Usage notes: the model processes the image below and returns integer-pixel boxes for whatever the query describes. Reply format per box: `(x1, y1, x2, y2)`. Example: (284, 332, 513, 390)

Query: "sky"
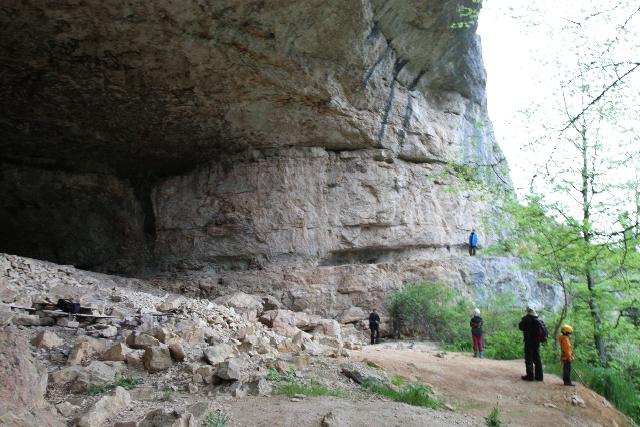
(477, 0, 640, 201)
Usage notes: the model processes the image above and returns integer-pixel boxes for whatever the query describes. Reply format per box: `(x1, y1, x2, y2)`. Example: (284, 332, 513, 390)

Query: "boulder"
(130, 401, 220, 427)
(125, 350, 145, 369)
(168, 342, 186, 362)
(56, 401, 79, 417)
(314, 319, 342, 340)
(152, 327, 176, 344)
(67, 342, 92, 366)
(215, 359, 242, 381)
(0, 326, 64, 426)
(31, 330, 64, 348)
(56, 317, 80, 328)
(71, 361, 122, 393)
(0, 304, 15, 326)
(195, 365, 215, 384)
(204, 343, 234, 365)
(76, 386, 131, 427)
(86, 324, 118, 338)
(214, 291, 264, 320)
(313, 334, 342, 349)
(156, 296, 184, 312)
(340, 362, 389, 387)
(301, 339, 324, 356)
(143, 346, 173, 373)
(49, 366, 84, 385)
(102, 343, 132, 362)
(321, 411, 340, 427)
(12, 314, 44, 326)
(261, 295, 283, 311)
(174, 320, 206, 343)
(338, 306, 367, 324)
(260, 309, 322, 332)
(76, 335, 111, 353)
(244, 376, 272, 396)
(126, 333, 160, 350)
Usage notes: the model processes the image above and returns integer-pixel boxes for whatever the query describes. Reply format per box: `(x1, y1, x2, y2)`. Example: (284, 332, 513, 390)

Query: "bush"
(482, 330, 523, 360)
(574, 364, 640, 423)
(387, 282, 471, 344)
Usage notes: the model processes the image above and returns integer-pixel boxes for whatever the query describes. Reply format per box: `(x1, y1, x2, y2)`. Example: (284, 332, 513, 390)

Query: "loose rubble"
(0, 253, 369, 426)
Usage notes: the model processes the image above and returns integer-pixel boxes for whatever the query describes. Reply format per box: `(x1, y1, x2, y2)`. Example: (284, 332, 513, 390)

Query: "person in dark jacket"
(469, 229, 479, 256)
(369, 308, 380, 345)
(470, 308, 484, 358)
(518, 306, 544, 381)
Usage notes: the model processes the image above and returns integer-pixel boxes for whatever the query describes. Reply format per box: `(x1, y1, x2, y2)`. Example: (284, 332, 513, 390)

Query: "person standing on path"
(468, 229, 479, 256)
(518, 307, 545, 381)
(470, 308, 484, 358)
(369, 308, 380, 345)
(558, 324, 576, 386)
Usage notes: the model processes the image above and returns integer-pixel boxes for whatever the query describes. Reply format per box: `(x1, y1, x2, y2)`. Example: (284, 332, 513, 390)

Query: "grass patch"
(274, 383, 349, 398)
(266, 367, 296, 383)
(87, 375, 143, 396)
(203, 409, 229, 427)
(485, 405, 502, 426)
(362, 378, 441, 409)
(391, 374, 406, 387)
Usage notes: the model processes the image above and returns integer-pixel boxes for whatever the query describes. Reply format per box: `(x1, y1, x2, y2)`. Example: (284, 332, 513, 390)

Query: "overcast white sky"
(477, 0, 640, 199)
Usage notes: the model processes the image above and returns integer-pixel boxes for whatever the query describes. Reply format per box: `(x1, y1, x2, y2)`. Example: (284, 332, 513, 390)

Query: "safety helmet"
(474, 308, 480, 316)
(560, 324, 573, 334)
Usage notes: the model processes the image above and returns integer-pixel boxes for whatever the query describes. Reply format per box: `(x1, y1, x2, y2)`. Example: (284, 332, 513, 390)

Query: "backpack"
(57, 298, 80, 314)
(536, 318, 549, 343)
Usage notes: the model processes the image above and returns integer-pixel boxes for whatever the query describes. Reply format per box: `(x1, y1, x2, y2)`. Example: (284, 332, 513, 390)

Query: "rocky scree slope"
(0, 253, 375, 426)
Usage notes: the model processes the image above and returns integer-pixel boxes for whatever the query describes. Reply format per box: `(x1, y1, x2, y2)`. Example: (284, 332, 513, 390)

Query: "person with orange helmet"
(558, 324, 575, 386)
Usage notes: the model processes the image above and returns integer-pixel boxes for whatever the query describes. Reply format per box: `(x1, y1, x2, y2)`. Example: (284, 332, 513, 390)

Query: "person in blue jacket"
(469, 229, 479, 256)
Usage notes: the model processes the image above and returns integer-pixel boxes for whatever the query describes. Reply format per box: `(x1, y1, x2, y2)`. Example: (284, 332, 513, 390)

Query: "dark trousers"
(524, 344, 543, 380)
(370, 327, 379, 345)
(562, 361, 572, 384)
(469, 246, 477, 256)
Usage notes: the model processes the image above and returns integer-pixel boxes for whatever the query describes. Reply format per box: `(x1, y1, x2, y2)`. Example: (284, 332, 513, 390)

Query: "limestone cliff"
(0, 1, 557, 313)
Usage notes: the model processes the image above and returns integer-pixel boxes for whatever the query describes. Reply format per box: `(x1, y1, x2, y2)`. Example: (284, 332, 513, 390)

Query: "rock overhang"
(0, 0, 502, 273)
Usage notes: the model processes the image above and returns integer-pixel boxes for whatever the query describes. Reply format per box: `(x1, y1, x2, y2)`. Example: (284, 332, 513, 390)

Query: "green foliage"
(573, 364, 640, 423)
(361, 378, 441, 409)
(391, 374, 406, 387)
(266, 367, 296, 383)
(87, 375, 143, 396)
(387, 282, 472, 344)
(203, 410, 229, 427)
(450, 0, 483, 30)
(485, 405, 502, 427)
(274, 383, 348, 398)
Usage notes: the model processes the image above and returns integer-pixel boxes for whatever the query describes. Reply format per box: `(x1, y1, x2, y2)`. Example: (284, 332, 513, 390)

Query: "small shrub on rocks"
(204, 409, 229, 427)
(87, 375, 143, 396)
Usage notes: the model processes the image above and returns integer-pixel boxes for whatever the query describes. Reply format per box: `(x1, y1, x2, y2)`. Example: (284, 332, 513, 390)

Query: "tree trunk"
(580, 128, 608, 367)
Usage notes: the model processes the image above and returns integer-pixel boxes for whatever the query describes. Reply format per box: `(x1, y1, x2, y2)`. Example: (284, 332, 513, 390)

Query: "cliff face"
(0, 1, 555, 312)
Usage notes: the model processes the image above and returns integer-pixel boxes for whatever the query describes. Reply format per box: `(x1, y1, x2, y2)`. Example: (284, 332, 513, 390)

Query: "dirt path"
(226, 396, 483, 427)
(354, 342, 632, 427)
